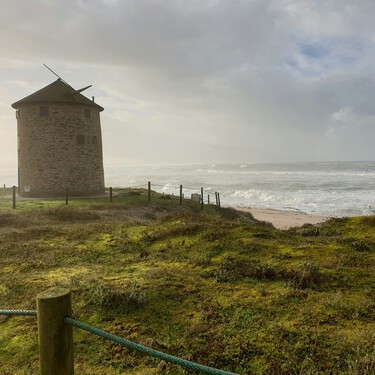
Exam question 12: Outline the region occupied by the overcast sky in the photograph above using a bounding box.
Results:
[1,0,375,167]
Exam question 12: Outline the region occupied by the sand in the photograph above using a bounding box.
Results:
[238,207,328,230]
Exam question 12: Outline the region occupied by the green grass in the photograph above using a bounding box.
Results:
[0,189,374,374]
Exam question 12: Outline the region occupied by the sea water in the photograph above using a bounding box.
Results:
[104,161,375,217]
[1,161,375,217]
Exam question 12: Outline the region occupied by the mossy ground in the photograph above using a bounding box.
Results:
[0,188,374,374]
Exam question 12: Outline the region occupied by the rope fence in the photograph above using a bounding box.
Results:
[0,309,37,316]
[2,182,221,209]
[143,182,221,208]
[0,289,237,374]
[126,183,213,195]
[65,317,236,375]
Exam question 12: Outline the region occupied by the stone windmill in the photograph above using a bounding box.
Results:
[11,74,105,197]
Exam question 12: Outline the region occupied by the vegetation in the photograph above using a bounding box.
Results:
[0,188,374,374]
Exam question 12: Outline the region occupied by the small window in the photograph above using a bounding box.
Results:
[40,106,49,117]
[76,134,85,145]
[85,108,91,118]
[91,135,97,145]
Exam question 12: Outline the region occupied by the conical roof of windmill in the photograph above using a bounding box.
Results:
[11,78,104,111]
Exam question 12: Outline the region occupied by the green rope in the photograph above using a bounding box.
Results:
[0,310,237,374]
[0,309,37,316]
[65,317,238,375]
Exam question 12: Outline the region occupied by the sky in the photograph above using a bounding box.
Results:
[1,0,375,168]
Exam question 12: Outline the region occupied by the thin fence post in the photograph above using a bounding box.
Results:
[148,181,151,202]
[215,191,218,206]
[218,192,221,208]
[12,185,16,209]
[109,187,113,203]
[65,188,69,206]
[208,194,210,205]
[180,185,183,205]
[37,288,74,375]
[201,187,204,210]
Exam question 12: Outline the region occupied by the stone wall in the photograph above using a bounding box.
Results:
[17,103,105,197]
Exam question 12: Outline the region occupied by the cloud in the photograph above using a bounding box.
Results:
[332,107,354,123]
[1,0,375,165]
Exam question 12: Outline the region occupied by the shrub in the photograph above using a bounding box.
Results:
[347,343,375,375]
[204,257,250,282]
[0,213,17,226]
[205,257,277,282]
[86,283,146,311]
[44,206,100,222]
[159,194,172,200]
[351,241,370,252]
[218,207,241,220]
[300,224,321,237]
[361,215,375,227]
[252,264,277,280]
[282,262,322,289]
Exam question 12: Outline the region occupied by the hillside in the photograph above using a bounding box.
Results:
[0,188,374,374]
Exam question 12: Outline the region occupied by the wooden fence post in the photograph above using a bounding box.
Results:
[109,187,113,203]
[180,185,183,205]
[148,181,151,202]
[201,187,204,210]
[65,188,69,206]
[12,186,16,209]
[218,192,221,208]
[37,288,74,375]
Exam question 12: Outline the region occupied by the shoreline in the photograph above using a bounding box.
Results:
[237,207,328,229]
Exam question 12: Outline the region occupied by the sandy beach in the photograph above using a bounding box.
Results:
[239,208,328,230]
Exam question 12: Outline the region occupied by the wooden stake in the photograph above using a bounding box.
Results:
[109,187,113,202]
[201,187,204,210]
[65,188,69,206]
[148,181,151,202]
[12,185,16,209]
[37,288,74,375]
[180,185,183,205]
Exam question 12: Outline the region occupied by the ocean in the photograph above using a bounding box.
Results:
[2,161,375,217]
[104,161,375,217]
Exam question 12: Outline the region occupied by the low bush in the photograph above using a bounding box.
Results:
[361,215,375,227]
[351,240,371,252]
[44,206,101,222]
[85,283,146,312]
[282,262,322,289]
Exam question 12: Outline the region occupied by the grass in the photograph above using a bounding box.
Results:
[0,188,374,374]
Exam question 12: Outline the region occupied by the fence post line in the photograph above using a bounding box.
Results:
[180,185,183,205]
[12,185,16,209]
[109,187,113,203]
[201,187,204,210]
[37,288,74,375]
[148,181,151,201]
[65,188,69,206]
